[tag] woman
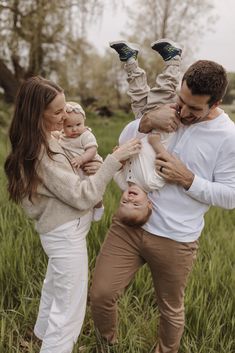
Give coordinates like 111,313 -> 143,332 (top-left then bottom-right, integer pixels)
4,76 -> 141,353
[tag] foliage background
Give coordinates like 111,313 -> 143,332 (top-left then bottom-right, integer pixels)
1,0 -> 235,109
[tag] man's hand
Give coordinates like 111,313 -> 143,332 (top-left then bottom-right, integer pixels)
139,103 -> 181,133
155,144 -> 194,190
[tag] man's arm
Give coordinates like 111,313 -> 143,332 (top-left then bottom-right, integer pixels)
185,176 -> 235,209
155,144 -> 235,210
139,103 -> 181,133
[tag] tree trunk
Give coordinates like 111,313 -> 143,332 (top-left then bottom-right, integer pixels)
0,59 -> 20,103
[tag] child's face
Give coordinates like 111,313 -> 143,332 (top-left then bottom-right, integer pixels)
118,184 -> 152,223
63,113 -> 85,138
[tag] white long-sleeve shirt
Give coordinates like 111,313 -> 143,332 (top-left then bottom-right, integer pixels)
119,110 -> 235,242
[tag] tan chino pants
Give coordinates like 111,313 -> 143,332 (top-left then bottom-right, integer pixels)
90,216 -> 198,353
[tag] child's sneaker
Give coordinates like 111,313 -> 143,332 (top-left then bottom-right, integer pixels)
92,205 -> 105,222
151,39 -> 182,61
109,41 -> 139,62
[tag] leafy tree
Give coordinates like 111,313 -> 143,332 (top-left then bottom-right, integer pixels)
0,0 -> 218,109
124,0 -> 216,85
0,0 -> 105,102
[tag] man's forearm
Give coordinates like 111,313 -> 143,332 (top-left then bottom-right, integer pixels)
139,104 -> 180,133
186,175 -> 235,209
180,170 -> 195,190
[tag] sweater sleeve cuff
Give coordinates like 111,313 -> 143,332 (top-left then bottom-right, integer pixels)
103,154 -> 123,172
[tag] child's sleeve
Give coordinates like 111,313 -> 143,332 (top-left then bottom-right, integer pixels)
119,120 -> 146,145
80,130 -> 98,150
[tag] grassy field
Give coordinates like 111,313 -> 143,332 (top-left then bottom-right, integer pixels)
0,105 -> 235,353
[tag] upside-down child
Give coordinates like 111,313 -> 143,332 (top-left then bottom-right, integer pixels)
110,39 -> 182,226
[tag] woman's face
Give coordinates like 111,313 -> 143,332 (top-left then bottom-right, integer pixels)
43,93 -> 67,132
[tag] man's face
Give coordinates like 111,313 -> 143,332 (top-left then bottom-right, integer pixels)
177,81 -> 217,125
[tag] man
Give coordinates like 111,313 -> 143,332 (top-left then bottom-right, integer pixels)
90,55 -> 235,353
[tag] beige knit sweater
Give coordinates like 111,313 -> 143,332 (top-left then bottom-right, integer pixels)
22,137 -> 122,234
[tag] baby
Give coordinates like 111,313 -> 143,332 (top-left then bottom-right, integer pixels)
110,38 -> 182,226
55,101 -> 104,221
59,101 -> 102,169
114,132 -> 165,226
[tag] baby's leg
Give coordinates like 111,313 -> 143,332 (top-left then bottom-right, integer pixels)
146,39 -> 182,112
110,41 -> 150,119
125,60 -> 150,119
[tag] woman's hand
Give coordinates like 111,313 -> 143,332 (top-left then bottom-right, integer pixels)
82,160 -> 102,175
112,138 -> 141,162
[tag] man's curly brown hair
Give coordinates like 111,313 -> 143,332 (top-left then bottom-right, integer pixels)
182,60 -> 228,107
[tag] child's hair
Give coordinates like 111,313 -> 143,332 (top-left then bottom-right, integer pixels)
116,207 -> 152,227
65,101 -> 86,119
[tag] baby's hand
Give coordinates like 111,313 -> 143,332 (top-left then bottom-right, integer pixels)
82,160 -> 102,175
71,156 -> 83,168
148,132 -> 167,155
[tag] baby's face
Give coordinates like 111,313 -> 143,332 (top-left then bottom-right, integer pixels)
63,113 -> 85,138
118,184 -> 152,223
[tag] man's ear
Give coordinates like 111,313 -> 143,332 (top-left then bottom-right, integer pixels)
211,100 -> 222,109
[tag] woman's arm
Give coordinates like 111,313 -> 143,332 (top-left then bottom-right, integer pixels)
38,138 -> 141,211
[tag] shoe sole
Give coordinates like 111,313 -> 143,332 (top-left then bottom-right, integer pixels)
109,40 -> 140,52
151,38 -> 182,52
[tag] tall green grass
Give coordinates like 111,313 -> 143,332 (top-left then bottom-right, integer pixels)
0,108 -> 234,353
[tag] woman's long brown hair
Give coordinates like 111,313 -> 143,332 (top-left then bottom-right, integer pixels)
4,76 -> 63,203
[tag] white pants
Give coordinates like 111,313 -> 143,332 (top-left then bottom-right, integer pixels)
35,212 -> 92,353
